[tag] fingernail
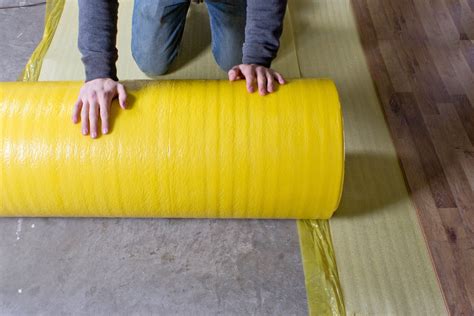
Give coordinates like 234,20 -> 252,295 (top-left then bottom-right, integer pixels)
103,128 -> 108,134
91,132 -> 97,138
82,129 -> 87,135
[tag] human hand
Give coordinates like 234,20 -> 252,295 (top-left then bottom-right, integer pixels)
228,64 -> 286,96
72,78 -> 127,138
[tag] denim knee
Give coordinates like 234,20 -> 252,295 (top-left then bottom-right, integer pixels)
132,49 -> 175,76
131,0 -> 188,76
213,50 -> 241,72
206,0 -> 246,72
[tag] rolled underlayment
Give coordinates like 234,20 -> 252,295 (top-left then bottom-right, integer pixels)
0,79 -> 344,219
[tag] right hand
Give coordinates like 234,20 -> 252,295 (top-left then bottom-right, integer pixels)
72,78 -> 127,138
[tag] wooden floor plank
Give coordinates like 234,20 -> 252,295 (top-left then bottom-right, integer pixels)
453,95 -> 474,146
429,43 -> 466,96
460,149 -> 474,191
352,0 -> 474,314
425,108 -> 474,233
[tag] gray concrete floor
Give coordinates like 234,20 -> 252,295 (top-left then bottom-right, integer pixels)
0,4 -> 308,315
0,1 -> 45,81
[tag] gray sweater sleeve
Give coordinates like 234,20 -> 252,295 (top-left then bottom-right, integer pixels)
242,0 -> 287,67
78,0 -> 287,81
78,0 -> 119,82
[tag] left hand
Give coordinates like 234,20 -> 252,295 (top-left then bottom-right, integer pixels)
228,64 -> 286,96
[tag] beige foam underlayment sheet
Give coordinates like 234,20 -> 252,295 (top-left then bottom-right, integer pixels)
287,0 -> 446,314
35,0 -> 446,314
38,0 -> 300,80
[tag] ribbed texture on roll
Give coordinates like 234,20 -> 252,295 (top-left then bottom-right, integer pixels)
0,79 -> 344,218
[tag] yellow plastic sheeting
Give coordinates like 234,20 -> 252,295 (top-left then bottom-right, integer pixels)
298,220 -> 345,315
20,0 -> 64,81
0,79 -> 344,219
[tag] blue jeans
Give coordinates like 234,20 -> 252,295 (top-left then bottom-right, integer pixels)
131,0 -> 246,76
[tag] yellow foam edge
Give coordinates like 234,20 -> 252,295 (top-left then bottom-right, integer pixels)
298,220 -> 345,315
20,0 -> 65,82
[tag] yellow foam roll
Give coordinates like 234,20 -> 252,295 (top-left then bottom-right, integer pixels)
0,79 -> 344,218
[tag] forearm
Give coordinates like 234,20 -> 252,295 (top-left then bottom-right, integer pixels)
78,0 -> 119,81
243,0 -> 287,67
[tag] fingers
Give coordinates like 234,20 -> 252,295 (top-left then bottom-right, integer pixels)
240,66 -> 256,93
256,67 -> 268,96
266,71 -> 275,93
98,92 -> 110,135
74,79 -> 129,138
117,84 -> 127,109
72,98 -> 82,123
228,66 -> 243,81
81,100 -> 89,136
88,95 -> 99,139
232,64 -> 286,95
273,71 -> 286,85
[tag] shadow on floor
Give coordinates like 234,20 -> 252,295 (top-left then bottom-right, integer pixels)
335,151 -> 411,217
